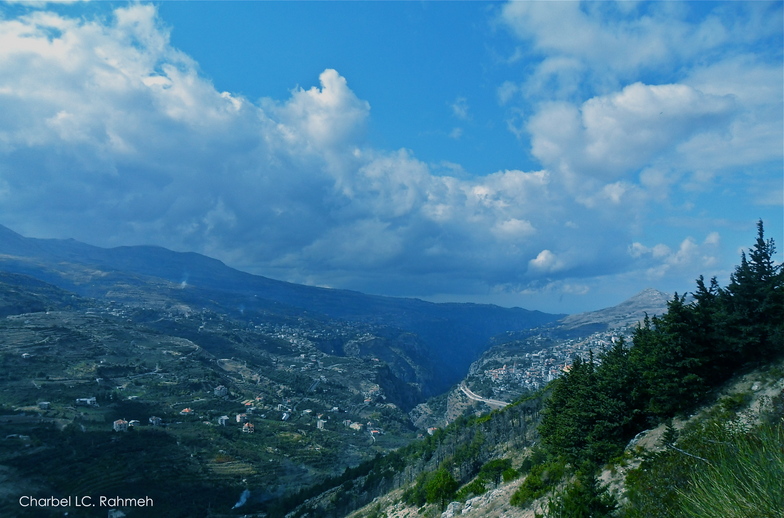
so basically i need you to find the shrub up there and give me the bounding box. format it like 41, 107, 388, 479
545, 470, 617, 518
510, 460, 565, 507
456, 479, 486, 501
502, 467, 519, 483
718, 392, 752, 414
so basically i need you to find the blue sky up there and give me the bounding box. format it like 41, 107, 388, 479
155, 1, 536, 174
0, 1, 781, 314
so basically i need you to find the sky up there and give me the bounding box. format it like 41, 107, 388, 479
0, 1, 781, 314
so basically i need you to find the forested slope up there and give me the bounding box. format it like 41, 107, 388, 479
514, 220, 783, 517
330, 221, 784, 518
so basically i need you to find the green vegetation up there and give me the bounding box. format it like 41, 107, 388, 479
425, 468, 459, 508
455, 478, 486, 501
678, 423, 784, 518
544, 469, 617, 518
509, 459, 565, 507
623, 396, 784, 518
528, 221, 783, 516
478, 457, 512, 486
0, 222, 780, 518
0, 424, 240, 517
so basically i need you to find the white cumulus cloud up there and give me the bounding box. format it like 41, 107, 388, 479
528, 82, 737, 183
0, 2, 779, 313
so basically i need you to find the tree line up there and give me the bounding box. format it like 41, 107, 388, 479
523, 220, 783, 516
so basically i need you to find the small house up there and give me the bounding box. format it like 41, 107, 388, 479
113, 419, 128, 432
218, 415, 230, 426
242, 422, 255, 434
149, 416, 162, 426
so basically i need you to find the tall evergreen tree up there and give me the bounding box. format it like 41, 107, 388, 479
539, 356, 599, 462
628, 292, 717, 419
723, 220, 784, 362
691, 275, 734, 382
592, 338, 640, 453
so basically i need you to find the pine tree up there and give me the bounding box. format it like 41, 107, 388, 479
628, 294, 714, 419
540, 356, 591, 461
691, 275, 733, 382
591, 337, 639, 456
425, 468, 458, 509
723, 220, 784, 362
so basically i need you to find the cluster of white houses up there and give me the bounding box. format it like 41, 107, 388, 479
107, 382, 383, 440
480, 330, 627, 392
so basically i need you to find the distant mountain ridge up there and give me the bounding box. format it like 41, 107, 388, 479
0, 224, 563, 395
557, 287, 671, 330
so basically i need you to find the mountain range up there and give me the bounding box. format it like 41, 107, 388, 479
0, 223, 682, 517
0, 224, 563, 397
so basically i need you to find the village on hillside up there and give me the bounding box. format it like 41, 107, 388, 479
470, 327, 633, 400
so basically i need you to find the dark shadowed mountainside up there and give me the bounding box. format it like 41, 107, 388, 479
0, 224, 562, 395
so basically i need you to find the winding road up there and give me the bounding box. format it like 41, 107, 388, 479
459, 382, 510, 409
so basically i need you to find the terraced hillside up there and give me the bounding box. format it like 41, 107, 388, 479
0, 276, 434, 517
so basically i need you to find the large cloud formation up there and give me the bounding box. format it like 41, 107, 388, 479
0, 3, 781, 312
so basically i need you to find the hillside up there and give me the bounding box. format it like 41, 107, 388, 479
556, 287, 671, 331
276, 222, 784, 518
411, 289, 670, 429
0, 221, 778, 518
0, 278, 434, 516
0, 224, 561, 517
347, 358, 784, 518
0, 224, 562, 395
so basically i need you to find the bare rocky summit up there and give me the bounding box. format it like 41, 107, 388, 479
558, 287, 671, 330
